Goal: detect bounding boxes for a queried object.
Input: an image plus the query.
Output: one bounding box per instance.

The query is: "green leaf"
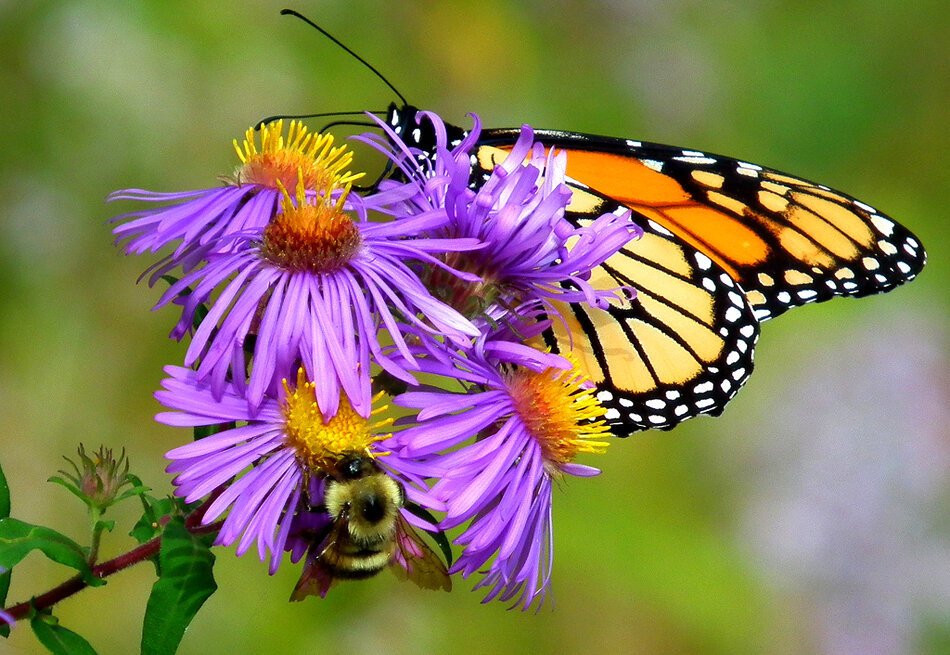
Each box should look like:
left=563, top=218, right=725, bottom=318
left=0, top=460, right=10, bottom=519
left=93, top=519, right=116, bottom=534
left=0, top=518, right=101, bottom=587
left=0, top=571, right=9, bottom=638
left=141, top=518, right=216, bottom=655
left=47, top=476, right=92, bottom=506
left=30, top=614, right=98, bottom=655
left=130, top=496, right=181, bottom=548
left=0, top=461, right=9, bottom=635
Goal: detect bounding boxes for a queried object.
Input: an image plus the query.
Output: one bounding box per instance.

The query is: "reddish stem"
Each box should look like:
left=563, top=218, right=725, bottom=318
left=3, top=518, right=223, bottom=622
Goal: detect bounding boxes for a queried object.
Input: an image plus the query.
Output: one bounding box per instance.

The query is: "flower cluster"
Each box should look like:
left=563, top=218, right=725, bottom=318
left=111, top=110, right=641, bottom=609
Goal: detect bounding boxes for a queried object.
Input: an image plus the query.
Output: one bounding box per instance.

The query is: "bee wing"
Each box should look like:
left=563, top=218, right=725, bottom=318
left=289, top=511, right=349, bottom=602
left=389, top=514, right=452, bottom=592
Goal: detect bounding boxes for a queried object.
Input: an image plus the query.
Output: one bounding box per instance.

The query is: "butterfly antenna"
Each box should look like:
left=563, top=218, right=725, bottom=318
left=254, top=110, right=384, bottom=130
left=280, top=9, right=409, bottom=107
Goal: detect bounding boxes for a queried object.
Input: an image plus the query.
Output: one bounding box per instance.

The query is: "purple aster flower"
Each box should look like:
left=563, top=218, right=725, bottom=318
left=156, top=365, right=439, bottom=579
left=359, top=111, right=642, bottom=319
left=391, top=339, right=611, bottom=610
left=156, top=175, right=481, bottom=419
left=110, top=121, right=362, bottom=283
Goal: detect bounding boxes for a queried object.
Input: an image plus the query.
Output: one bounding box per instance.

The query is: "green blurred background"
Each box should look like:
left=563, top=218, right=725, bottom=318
left=1, top=1, right=948, bottom=654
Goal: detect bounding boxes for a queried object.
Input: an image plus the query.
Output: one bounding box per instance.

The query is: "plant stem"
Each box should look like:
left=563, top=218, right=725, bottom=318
left=2, top=520, right=223, bottom=622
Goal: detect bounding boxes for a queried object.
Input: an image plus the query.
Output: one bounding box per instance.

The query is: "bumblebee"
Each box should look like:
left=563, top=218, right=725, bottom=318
left=291, top=455, right=451, bottom=600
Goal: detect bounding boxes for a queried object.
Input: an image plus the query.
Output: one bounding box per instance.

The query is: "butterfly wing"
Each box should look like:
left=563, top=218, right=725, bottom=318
left=387, top=107, right=924, bottom=433
left=476, top=130, right=926, bottom=322
left=541, top=203, right=759, bottom=433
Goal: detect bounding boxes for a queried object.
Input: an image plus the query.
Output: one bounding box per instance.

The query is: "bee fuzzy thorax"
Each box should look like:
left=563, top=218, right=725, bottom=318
left=323, top=471, right=404, bottom=544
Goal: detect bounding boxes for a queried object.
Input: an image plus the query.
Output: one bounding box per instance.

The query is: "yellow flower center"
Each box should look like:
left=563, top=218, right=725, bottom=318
left=506, top=357, right=610, bottom=469
left=281, top=368, right=393, bottom=475
left=259, top=175, right=362, bottom=273
left=231, top=120, right=364, bottom=192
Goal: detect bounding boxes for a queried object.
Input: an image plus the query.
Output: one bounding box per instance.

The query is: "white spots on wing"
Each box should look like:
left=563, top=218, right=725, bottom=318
left=648, top=220, right=674, bottom=237
left=869, top=214, right=894, bottom=235
left=878, top=240, right=898, bottom=256
left=694, top=252, right=713, bottom=270
left=565, top=174, right=589, bottom=189
left=675, top=155, right=717, bottom=165
left=625, top=139, right=642, bottom=148
left=725, top=306, right=743, bottom=323
left=642, top=159, right=664, bottom=173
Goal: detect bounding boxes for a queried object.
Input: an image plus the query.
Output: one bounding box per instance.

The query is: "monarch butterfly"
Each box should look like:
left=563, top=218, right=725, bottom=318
left=383, top=104, right=927, bottom=434
left=274, top=10, right=926, bottom=435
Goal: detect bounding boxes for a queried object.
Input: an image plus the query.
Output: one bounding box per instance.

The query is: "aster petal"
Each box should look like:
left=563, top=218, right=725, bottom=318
left=397, top=400, right=512, bottom=456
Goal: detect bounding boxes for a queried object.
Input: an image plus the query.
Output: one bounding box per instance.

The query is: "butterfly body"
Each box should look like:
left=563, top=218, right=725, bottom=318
left=386, top=104, right=926, bottom=433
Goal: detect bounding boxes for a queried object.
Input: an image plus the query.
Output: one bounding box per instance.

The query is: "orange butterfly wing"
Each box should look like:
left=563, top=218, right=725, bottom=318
left=478, top=130, right=926, bottom=321
left=471, top=130, right=924, bottom=433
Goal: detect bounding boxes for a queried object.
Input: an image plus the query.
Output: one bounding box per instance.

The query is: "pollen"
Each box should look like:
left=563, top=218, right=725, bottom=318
left=281, top=368, right=393, bottom=474
left=231, top=120, right=364, bottom=192
left=506, top=356, right=610, bottom=468
left=259, top=174, right=362, bottom=273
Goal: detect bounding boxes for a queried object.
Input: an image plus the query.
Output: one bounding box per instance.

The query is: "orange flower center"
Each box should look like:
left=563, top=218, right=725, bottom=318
left=259, top=176, right=361, bottom=273
left=505, top=358, right=610, bottom=469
